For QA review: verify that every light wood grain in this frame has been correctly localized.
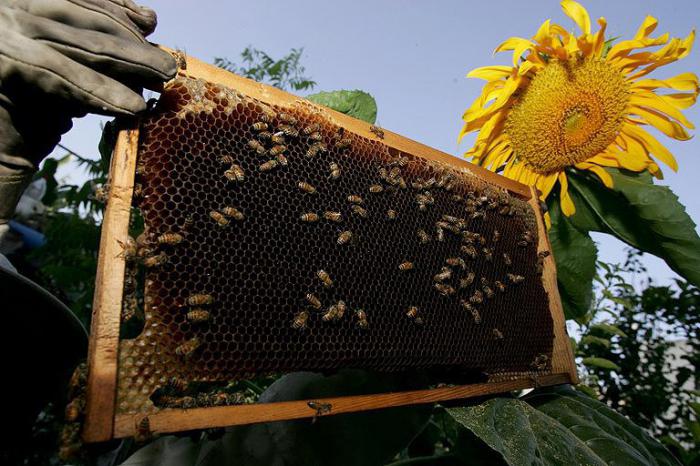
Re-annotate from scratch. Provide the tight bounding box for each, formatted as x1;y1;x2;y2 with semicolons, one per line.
529;187;579;382
83;126;139;442
160;47;531;199
113;373;571;438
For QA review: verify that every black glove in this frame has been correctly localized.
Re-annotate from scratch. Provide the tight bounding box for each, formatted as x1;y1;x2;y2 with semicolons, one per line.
0;0;177;223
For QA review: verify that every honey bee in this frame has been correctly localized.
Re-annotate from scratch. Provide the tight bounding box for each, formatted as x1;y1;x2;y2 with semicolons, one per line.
117;236;138;261
247;139;266;154
355;309;369;329
175;337;201;358
259;159;279;172
167;376;189;394
187;308;210;323
406;306;424;325
499;205;512;216
347;194;364;204
459;272;476;289
483;248;493;262
503;253;512;266
522;230;534;244
258;131;273;141
221;206;244;221
434;283;456;296
446;257;466;269
336;301;347;319
461;245;477;259
64;397;84;422
143;251;167;268
417;229;431;244
308;132;324;142
335;138;352;150
182;215;194;231
369;125;385;139
531;354;549;371
493;328;504;340
303;123;320;135
279;113;297;125
460;300;481;324
482;284;495;299
495;280;506;293
269;144;286;156
301;212;320;223
224;164;245;182
306;142;327;157
260;107;277;123
306;293;322;309
324;211;342;222
435;227;444;242
298;181;316;194
369;184;383;193
317;269;333;287
134;417;152;444
186;294;214;306
399;261;414;271
507;273;525;284
271;132;286;144
279;124;299;137
337;231;353;245
322;304;340;322
469;290;484;304
251;122;269;132
93;183;109;204
329;162;341;179
538;250;551;259
292;311;310;329
133;183;144;200
277;154;288;165
493;229;501;243
157;232;184;245
210;210;230;227
470;211;486;220
351;205;368;218
434;267;452;282
387;209;398;220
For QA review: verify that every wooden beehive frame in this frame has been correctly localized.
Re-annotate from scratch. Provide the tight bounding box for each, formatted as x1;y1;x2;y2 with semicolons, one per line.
83;49;578;442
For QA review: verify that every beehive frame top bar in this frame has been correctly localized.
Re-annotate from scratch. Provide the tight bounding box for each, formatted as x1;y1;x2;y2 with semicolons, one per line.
83;48;577;442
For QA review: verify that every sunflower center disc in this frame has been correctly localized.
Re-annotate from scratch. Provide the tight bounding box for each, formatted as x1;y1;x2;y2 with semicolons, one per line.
505;58;629;174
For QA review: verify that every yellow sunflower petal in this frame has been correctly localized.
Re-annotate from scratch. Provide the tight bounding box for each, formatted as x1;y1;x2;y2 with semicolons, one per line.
660;92;698;110
561;0;591;35
634;15;658;40
621;124;679;171
630;72;699;92
466;65;513;81
535;173;559;199
558;172;576;216
494;37;534;67
630;92;695;128
626;107;691;140
591;17;608;56
607;33;670;61
576;162;614;187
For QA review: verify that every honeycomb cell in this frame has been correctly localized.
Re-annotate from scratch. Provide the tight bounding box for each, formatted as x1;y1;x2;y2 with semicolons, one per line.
116;76;554;415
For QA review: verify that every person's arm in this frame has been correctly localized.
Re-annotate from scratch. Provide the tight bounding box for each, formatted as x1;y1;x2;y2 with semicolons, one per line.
0;0;176;225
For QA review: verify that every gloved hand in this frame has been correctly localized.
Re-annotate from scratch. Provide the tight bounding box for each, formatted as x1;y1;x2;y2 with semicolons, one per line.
0;0;177;223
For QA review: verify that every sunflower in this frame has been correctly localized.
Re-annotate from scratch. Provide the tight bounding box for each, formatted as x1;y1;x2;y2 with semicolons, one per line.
459;0;698;216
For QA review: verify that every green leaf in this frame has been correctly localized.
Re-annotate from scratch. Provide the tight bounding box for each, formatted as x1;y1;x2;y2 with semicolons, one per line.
307;90;378;123
447;399;607;466
548;198;597;319
581;335;611;349
524;385;681;466
567;168;700;286
582;357;621;371
590;322;628;338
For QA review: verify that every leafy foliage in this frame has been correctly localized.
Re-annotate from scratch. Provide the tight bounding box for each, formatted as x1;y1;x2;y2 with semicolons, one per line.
307;90;378;124
575;252;700;465
214;47;316;92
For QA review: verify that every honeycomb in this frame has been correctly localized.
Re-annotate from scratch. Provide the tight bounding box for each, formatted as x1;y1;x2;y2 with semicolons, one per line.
116;76;554;415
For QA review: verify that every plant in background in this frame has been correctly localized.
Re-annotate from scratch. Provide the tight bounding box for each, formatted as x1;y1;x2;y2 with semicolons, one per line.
575;251;699;465
460;0;700;320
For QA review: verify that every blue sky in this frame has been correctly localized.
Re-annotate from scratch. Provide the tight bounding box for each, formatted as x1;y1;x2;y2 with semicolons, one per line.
54;0;700;283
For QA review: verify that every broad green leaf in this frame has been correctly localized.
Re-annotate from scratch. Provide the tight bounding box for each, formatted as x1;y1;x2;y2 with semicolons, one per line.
447;399;607;466
548;198;597;319
524;385;681;466
575;384;599;398
590;322;627;338
567;168;700;286
582;357;621;371
581;335;611;349
307;90;378;123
